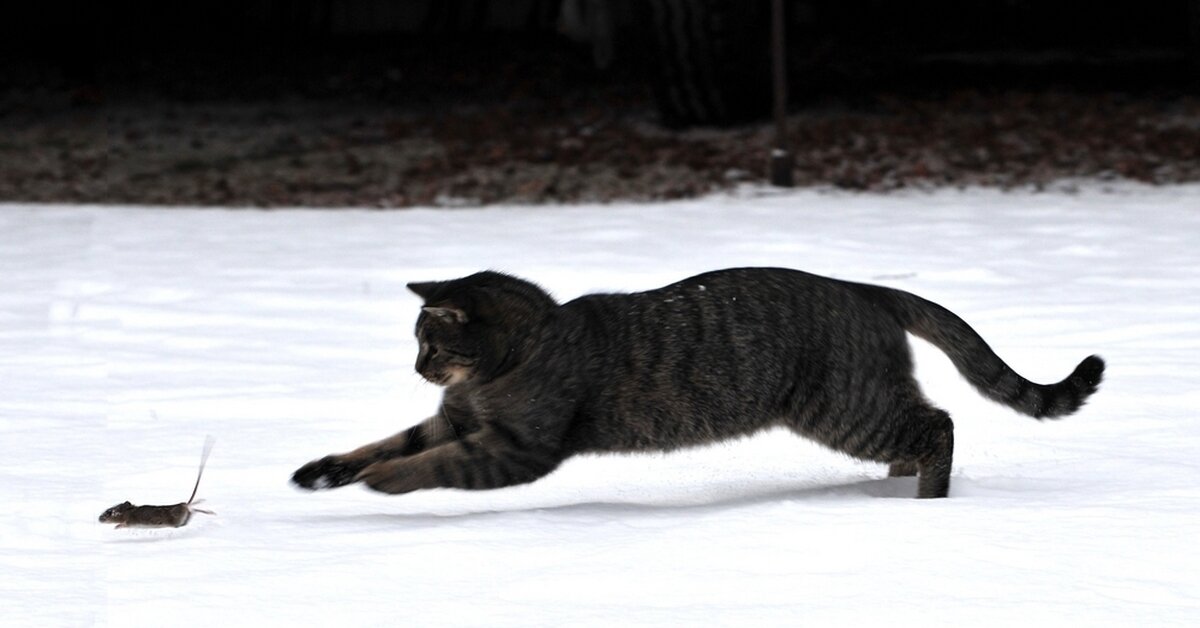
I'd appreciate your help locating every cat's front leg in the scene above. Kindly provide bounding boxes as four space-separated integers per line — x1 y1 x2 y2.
292 418 448 490
355 425 562 494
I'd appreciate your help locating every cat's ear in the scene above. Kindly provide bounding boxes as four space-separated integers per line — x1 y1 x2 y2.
407 281 441 300
422 306 468 325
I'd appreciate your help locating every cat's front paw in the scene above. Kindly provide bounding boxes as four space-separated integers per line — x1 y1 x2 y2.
291 455 364 490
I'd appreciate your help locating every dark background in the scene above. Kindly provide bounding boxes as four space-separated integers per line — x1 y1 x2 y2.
2 0 1198 207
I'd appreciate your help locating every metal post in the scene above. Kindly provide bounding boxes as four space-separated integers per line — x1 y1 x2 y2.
769 0 794 187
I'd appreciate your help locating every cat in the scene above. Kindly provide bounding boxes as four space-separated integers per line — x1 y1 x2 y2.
292 268 1104 499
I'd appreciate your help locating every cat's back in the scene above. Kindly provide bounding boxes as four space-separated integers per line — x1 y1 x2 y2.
548 268 906 452
561 267 879 340
551 268 827 387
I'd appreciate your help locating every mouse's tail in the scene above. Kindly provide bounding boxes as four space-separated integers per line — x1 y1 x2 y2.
188 436 216 505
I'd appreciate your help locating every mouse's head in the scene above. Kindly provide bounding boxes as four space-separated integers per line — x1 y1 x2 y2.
99 501 134 523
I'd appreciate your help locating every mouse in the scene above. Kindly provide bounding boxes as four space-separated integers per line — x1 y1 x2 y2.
99 437 216 529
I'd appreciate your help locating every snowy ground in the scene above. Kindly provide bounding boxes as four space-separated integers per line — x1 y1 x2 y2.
2 186 1199 627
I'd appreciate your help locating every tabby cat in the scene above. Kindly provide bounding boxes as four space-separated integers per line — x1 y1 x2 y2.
292 268 1104 499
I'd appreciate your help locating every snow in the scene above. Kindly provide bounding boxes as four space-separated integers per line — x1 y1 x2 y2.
2 185 1199 626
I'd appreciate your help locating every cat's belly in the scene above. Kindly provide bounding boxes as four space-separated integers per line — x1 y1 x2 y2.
563 404 774 455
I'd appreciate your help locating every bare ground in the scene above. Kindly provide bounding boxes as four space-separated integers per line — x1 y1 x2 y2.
3 52 1199 208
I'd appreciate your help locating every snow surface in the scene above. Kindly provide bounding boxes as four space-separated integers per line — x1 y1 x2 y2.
2 186 1199 627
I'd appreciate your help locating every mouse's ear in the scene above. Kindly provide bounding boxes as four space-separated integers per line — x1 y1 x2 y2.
122 501 132 507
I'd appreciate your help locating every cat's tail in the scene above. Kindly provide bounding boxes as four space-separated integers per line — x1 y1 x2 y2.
875 287 1105 419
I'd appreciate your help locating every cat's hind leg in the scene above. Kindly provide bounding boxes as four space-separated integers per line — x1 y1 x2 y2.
881 403 954 498
808 397 955 497
784 396 954 497
887 461 918 477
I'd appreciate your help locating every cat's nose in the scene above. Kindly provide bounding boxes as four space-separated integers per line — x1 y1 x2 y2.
416 349 431 373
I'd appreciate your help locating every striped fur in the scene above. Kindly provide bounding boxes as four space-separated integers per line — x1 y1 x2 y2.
873 287 1105 419
293 268 1105 499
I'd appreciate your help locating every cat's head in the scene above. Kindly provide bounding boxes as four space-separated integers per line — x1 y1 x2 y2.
407 271 556 386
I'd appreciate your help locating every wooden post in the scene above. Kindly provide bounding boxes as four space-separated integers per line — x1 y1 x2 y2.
769 0 794 187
